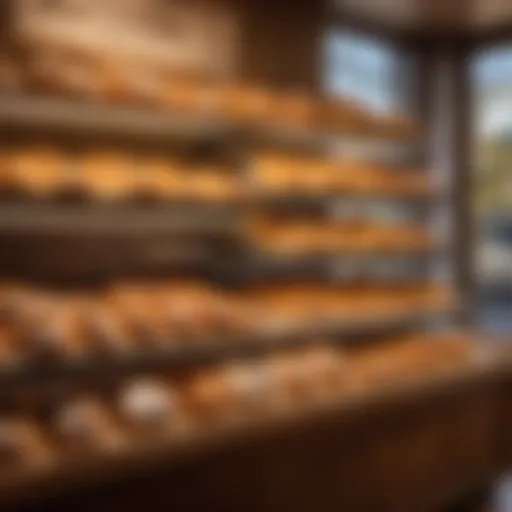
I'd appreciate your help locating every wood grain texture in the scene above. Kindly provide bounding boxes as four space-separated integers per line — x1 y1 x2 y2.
4 358 504 512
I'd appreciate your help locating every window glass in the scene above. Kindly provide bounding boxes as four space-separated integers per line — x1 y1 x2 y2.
325 28 409 116
472 46 512 333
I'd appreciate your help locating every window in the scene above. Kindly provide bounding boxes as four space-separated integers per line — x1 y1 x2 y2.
324 28 410 116
472 45 512 333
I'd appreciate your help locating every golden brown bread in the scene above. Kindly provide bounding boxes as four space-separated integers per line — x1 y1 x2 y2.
10 294 85 361
79 300 135 356
28 49 105 99
249 152 432 197
116 378 182 435
80 151 135 201
250 218 431 255
185 168 241 203
183 369 238 421
225 85 275 123
164 75 225 114
53 398 125 454
2 147 63 198
0 418 53 469
0 281 455 361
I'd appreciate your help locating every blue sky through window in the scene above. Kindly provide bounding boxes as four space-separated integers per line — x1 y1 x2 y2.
325 29 401 115
474 46 512 136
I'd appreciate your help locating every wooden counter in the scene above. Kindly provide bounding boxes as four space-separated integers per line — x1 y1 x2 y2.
3 343 507 512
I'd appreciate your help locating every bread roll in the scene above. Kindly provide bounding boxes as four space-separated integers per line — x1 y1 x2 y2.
267 353 307 405
185 169 240 203
13 295 85 361
107 287 170 348
53 398 124 454
117 379 181 434
80 301 135 356
184 362 274 421
130 159 181 203
30 50 105 99
225 85 274 123
185 361 275 422
3 148 62 198
297 346 346 398
221 362 273 410
101 60 165 105
157 293 219 342
81 151 134 201
249 152 294 192
184 369 238 421
164 76 224 114
0 419 52 469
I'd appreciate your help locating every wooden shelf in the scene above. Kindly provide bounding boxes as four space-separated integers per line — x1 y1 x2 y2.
0 94 420 146
0 308 450 396
0 203 238 236
0 95 230 141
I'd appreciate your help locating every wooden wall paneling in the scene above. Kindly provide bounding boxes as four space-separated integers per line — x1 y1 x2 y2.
237 0 326 91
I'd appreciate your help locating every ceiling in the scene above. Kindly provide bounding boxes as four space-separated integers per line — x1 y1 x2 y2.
337 0 512 34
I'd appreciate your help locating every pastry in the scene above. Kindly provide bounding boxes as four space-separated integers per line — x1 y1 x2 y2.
221 361 273 411
81 151 135 201
116 378 181 435
29 49 105 99
0 418 52 469
186 169 240 203
266 351 328 406
12 294 85 362
225 85 274 123
79 301 135 356
249 152 294 192
164 75 224 114
2 148 63 198
183 357 273 421
53 398 124 454
107 285 170 348
184 369 237 421
101 59 165 106
298 346 346 397
129 157 181 202
156 289 224 342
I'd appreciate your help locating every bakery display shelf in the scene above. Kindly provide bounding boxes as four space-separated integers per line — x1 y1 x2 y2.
240 256 431 283
0 347 498 509
0 309 446 392
250 247 438 263
244 271 432 287
0 203 239 236
244 121 420 151
249 192 437 213
0 94 233 141
251 246 435 262
0 196 436 230
0 94 420 146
